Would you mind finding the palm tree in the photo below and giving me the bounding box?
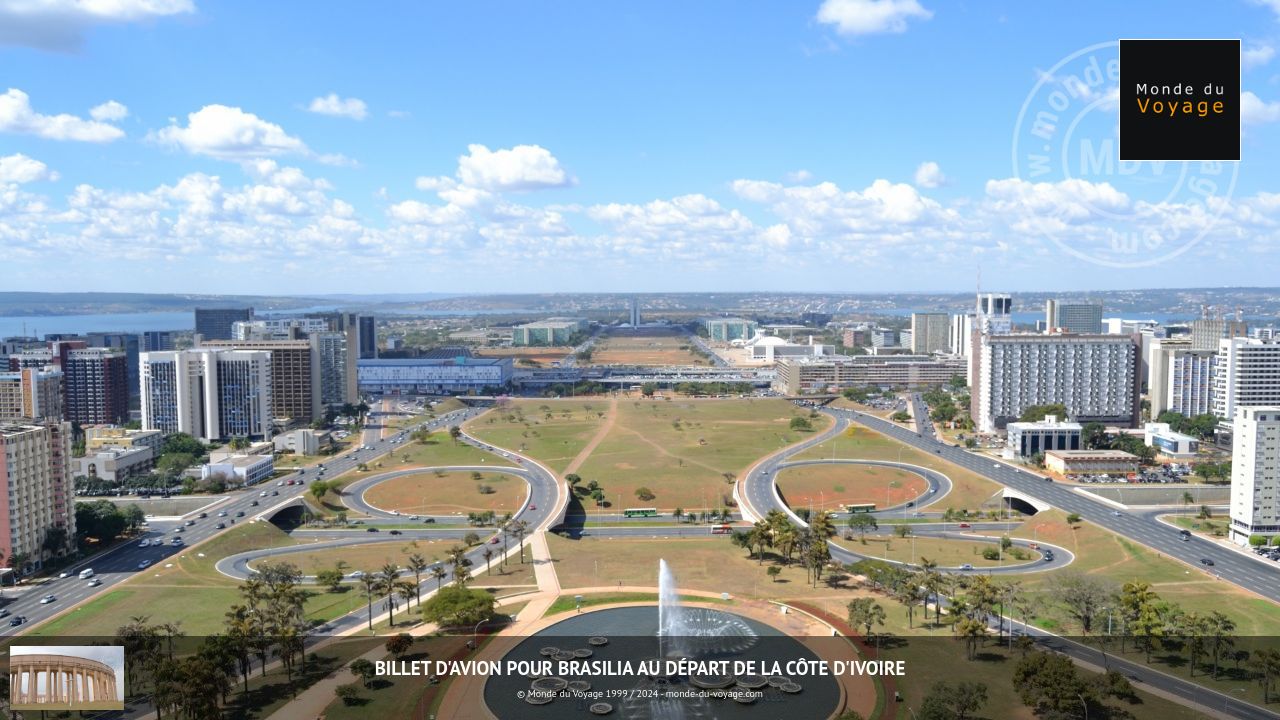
[380,563,402,626]
[359,573,379,632]
[809,510,837,540]
[407,554,429,607]
[395,580,417,619]
[482,547,495,575]
[508,520,530,564]
[430,564,447,591]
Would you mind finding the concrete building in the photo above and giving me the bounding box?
[0,422,75,573]
[1143,422,1200,458]
[1104,318,1160,336]
[949,313,974,357]
[512,318,589,346]
[910,313,950,354]
[1045,300,1104,334]
[357,357,513,394]
[195,307,253,341]
[75,445,154,483]
[704,318,757,343]
[772,355,966,395]
[231,317,330,341]
[740,334,827,362]
[140,349,274,442]
[1147,338,1215,418]
[1191,317,1248,351]
[61,347,129,425]
[85,333,140,408]
[142,331,174,352]
[272,428,333,456]
[1213,338,1280,423]
[0,368,62,421]
[201,453,274,487]
[869,329,898,348]
[1229,406,1280,545]
[972,333,1139,432]
[1005,415,1083,457]
[842,328,869,348]
[201,339,319,426]
[630,298,640,327]
[1043,449,1140,478]
[968,292,1014,389]
[84,426,163,455]
[358,315,377,359]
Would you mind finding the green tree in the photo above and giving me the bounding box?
[635,486,656,502]
[846,598,886,645]
[421,585,497,628]
[316,568,345,593]
[385,632,413,659]
[789,416,813,431]
[1018,403,1069,422]
[766,565,782,582]
[335,683,361,705]
[448,425,463,444]
[349,658,376,688]
[918,681,988,720]
[1081,422,1108,449]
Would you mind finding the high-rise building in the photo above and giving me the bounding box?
[969,292,1013,388]
[1147,340,1215,419]
[200,339,319,426]
[972,333,1140,431]
[630,298,640,327]
[0,368,63,421]
[358,315,377,359]
[1045,300,1104,334]
[305,312,360,404]
[870,329,898,348]
[1213,337,1280,423]
[949,313,974,357]
[85,332,141,409]
[140,349,273,442]
[910,313,950,354]
[142,331,175,352]
[1191,317,1248,351]
[312,331,349,407]
[1229,406,1280,545]
[232,317,331,341]
[195,307,254,341]
[0,421,75,573]
[62,347,129,425]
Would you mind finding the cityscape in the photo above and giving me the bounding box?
[4,2,1280,720]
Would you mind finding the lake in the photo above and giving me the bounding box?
[0,312,194,338]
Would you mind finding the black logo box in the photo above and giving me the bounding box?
[1119,38,1240,161]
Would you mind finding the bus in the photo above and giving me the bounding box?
[845,503,876,514]
[623,507,658,518]
[710,524,733,535]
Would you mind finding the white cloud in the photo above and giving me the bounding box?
[0,154,59,184]
[1242,90,1280,126]
[0,88,125,142]
[816,0,932,36]
[914,161,946,188]
[784,169,813,183]
[90,100,129,122]
[456,144,574,191]
[152,105,307,159]
[387,200,469,226]
[0,0,194,51]
[306,94,368,120]
[984,177,1130,223]
[1252,0,1280,19]
[1243,43,1275,70]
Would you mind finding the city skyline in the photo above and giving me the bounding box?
[3,1,1280,293]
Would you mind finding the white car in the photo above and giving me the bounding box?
[138,539,150,548]
[39,595,56,604]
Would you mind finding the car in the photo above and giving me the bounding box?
[1111,511,1122,516]
[88,578,102,587]
[58,571,71,578]
[297,469,306,475]
[906,501,915,508]
[350,570,365,579]
[259,491,268,497]
[40,594,56,604]
[422,517,436,524]
[271,490,279,496]
[958,523,971,529]
[1200,558,1215,566]
[960,564,974,571]
[0,609,8,618]
[993,463,1000,469]
[277,480,285,486]
[173,527,184,534]
[1181,534,1191,541]
[215,522,226,529]
[138,539,150,548]
[1043,555,1054,562]
[138,560,152,570]
[235,510,245,517]
[489,537,501,544]
[250,500,259,507]
[185,519,195,526]
[170,538,183,546]
[8,616,25,626]
[218,510,228,517]
[528,504,537,511]
[366,527,379,532]
[198,512,208,519]
[389,530,402,535]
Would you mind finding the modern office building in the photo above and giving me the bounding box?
[0,422,75,573]
[1212,338,1280,424]
[231,317,330,341]
[1229,406,1280,545]
[1191,317,1248,351]
[629,298,641,327]
[0,368,62,421]
[305,312,360,404]
[703,318,756,343]
[870,329,898,348]
[772,355,966,395]
[972,333,1140,432]
[61,347,129,425]
[85,332,141,407]
[200,339,319,426]
[201,453,274,487]
[842,328,870,348]
[910,313,950,355]
[272,428,333,456]
[1147,338,1215,418]
[142,331,175,352]
[310,331,349,407]
[357,357,513,394]
[194,307,254,341]
[949,313,974,357]
[1143,422,1200,458]
[1104,318,1160,336]
[358,315,377,359]
[75,446,154,483]
[513,318,590,346]
[1005,415,1083,457]
[1045,300,1104,334]
[140,349,274,442]
[741,335,827,362]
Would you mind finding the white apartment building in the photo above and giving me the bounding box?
[1229,406,1280,545]
[140,349,274,442]
[1212,338,1280,424]
[1147,338,1215,418]
[972,334,1139,432]
[0,422,75,573]
[949,313,973,358]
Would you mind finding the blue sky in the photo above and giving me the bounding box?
[2,0,1279,294]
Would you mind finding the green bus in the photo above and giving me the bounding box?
[845,503,876,514]
[623,507,658,518]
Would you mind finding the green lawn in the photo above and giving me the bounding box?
[467,399,610,474]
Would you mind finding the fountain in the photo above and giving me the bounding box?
[657,558,689,660]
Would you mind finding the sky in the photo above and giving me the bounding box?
[2,0,1280,294]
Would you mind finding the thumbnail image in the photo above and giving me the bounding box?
[9,645,124,711]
